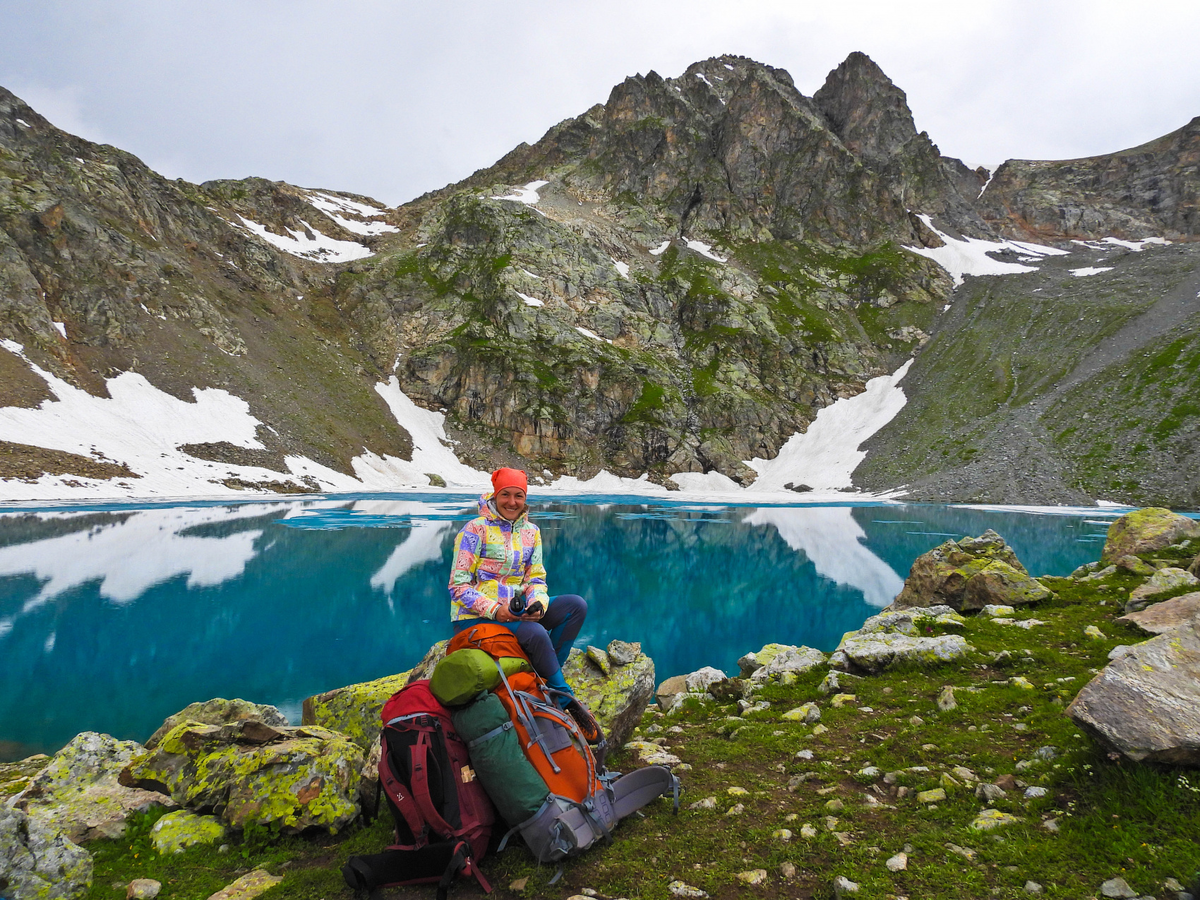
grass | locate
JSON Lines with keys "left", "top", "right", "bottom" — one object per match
{"left": 77, "top": 547, "right": 1200, "bottom": 900}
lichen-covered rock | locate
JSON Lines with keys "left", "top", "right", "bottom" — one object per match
{"left": 146, "top": 699, "right": 289, "bottom": 749}
{"left": 0, "top": 754, "right": 49, "bottom": 800}
{"left": 831, "top": 632, "right": 971, "bottom": 674}
{"left": 743, "top": 644, "right": 827, "bottom": 682}
{"left": 859, "top": 605, "right": 958, "bottom": 634}
{"left": 0, "top": 806, "right": 93, "bottom": 899}
{"left": 1102, "top": 508, "right": 1200, "bottom": 564}
{"left": 564, "top": 640, "right": 655, "bottom": 747}
{"left": 961, "top": 561, "right": 1055, "bottom": 611}
{"left": 149, "top": 810, "right": 226, "bottom": 854}
{"left": 683, "top": 666, "right": 728, "bottom": 693}
{"left": 1116, "top": 592, "right": 1200, "bottom": 634}
{"left": 969, "top": 808, "right": 1021, "bottom": 831}
{"left": 15, "top": 732, "right": 175, "bottom": 842}
{"left": 622, "top": 741, "right": 682, "bottom": 767}
{"left": 1066, "top": 614, "right": 1200, "bottom": 765}
{"left": 206, "top": 868, "right": 284, "bottom": 900}
{"left": 301, "top": 672, "right": 411, "bottom": 752}
{"left": 120, "top": 721, "right": 363, "bottom": 834}
{"left": 1125, "top": 567, "right": 1200, "bottom": 613}
{"left": 892, "top": 531, "right": 1034, "bottom": 611}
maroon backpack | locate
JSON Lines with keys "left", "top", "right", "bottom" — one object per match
{"left": 342, "top": 680, "right": 496, "bottom": 899}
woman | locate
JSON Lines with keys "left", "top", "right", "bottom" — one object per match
{"left": 449, "top": 467, "right": 587, "bottom": 704}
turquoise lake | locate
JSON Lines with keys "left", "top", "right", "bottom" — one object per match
{"left": 0, "top": 495, "right": 1138, "bottom": 761}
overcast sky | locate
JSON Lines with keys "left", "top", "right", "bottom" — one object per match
{"left": 3, "top": 1, "right": 1199, "bottom": 207}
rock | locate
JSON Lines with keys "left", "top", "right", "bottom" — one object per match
{"left": 782, "top": 703, "right": 821, "bottom": 724}
{"left": 656, "top": 674, "right": 688, "bottom": 709}
{"left": 509, "top": 876, "right": 529, "bottom": 891}
{"left": 962, "top": 561, "right": 1055, "bottom": 611}
{"left": 667, "top": 881, "right": 708, "bottom": 898}
{"left": 1024, "top": 786, "right": 1048, "bottom": 799}
{"left": 564, "top": 643, "right": 656, "bottom": 747}
{"left": 773, "top": 828, "right": 793, "bottom": 841}
{"left": 1114, "top": 555, "right": 1157, "bottom": 576}
{"left": 1117, "top": 592, "right": 1200, "bottom": 634}
{"left": 121, "top": 721, "right": 364, "bottom": 833}
{"left": 893, "top": 531, "right": 1030, "bottom": 611}
{"left": 0, "top": 754, "right": 50, "bottom": 801}
{"left": 1102, "top": 508, "right": 1200, "bottom": 564}
{"left": 937, "top": 685, "right": 958, "bottom": 711}
{"left": 886, "top": 852, "right": 907, "bottom": 872}
{"left": 302, "top": 670, "right": 414, "bottom": 752}
{"left": 780, "top": 861, "right": 798, "bottom": 878}
{"left": 833, "top": 875, "right": 860, "bottom": 897}
{"left": 745, "top": 644, "right": 826, "bottom": 682}
{"left": 1126, "top": 568, "right": 1199, "bottom": 613}
{"left": 801, "top": 823, "right": 818, "bottom": 838}
{"left": 917, "top": 788, "right": 946, "bottom": 803}
{"left": 149, "top": 810, "right": 226, "bottom": 854}
{"left": 147, "top": 699, "right": 288, "bottom": 749}
{"left": 206, "top": 868, "right": 284, "bottom": 900}
{"left": 737, "top": 869, "right": 768, "bottom": 885}
{"left": 127, "top": 880, "right": 162, "bottom": 899}
{"left": 688, "top": 796, "right": 717, "bottom": 810}
{"left": 831, "top": 693, "right": 857, "bottom": 708}
{"left": 1025, "top": 881, "right": 1043, "bottom": 894}
{"left": 586, "top": 646, "right": 612, "bottom": 676}
{"left": 14, "top": 732, "right": 175, "bottom": 842}
{"left": 683, "top": 666, "right": 728, "bottom": 693}
{"left": 0, "top": 806, "right": 93, "bottom": 900}
{"left": 784, "top": 482, "right": 813, "bottom": 492}
{"left": 622, "top": 741, "right": 682, "bottom": 767}
{"left": 983, "top": 604, "right": 1016, "bottom": 617}
{"left": 824, "top": 798, "right": 845, "bottom": 813}
{"left": 832, "top": 631, "right": 971, "bottom": 673}
{"left": 1190, "top": 553, "right": 1200, "bottom": 578}
{"left": 1085, "top": 625, "right": 1106, "bottom": 640}
{"left": 1100, "top": 877, "right": 1138, "bottom": 899}
{"left": 969, "top": 809, "right": 1021, "bottom": 831}
{"left": 1010, "top": 676, "right": 1035, "bottom": 690}
{"left": 976, "top": 783, "right": 1006, "bottom": 802}
{"left": 994, "top": 773, "right": 1019, "bottom": 792}
{"left": 1067, "top": 615, "right": 1200, "bottom": 765}
{"left": 426, "top": 472, "right": 447, "bottom": 487}
{"left": 607, "top": 640, "right": 641, "bottom": 666}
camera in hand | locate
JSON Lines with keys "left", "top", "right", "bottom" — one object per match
{"left": 508, "top": 593, "right": 544, "bottom": 617}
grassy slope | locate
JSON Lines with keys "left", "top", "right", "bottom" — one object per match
{"left": 81, "top": 538, "right": 1200, "bottom": 900}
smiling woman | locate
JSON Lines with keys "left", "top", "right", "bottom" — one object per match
{"left": 448, "top": 467, "right": 589, "bottom": 703}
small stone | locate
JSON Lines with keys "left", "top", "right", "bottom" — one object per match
{"left": 824, "top": 815, "right": 839, "bottom": 831}
{"left": 725, "top": 803, "right": 745, "bottom": 816}
{"left": 737, "top": 869, "right": 768, "bottom": 885}
{"left": 689, "top": 796, "right": 717, "bottom": 810}
{"left": 1024, "top": 787, "right": 1048, "bottom": 799}
{"left": 780, "top": 861, "right": 797, "bottom": 878}
{"left": 1041, "top": 818, "right": 1059, "bottom": 833}
{"left": 825, "top": 798, "right": 845, "bottom": 813}
{"left": 727, "top": 786, "right": 749, "bottom": 796}
{"left": 909, "top": 716, "right": 925, "bottom": 726}
{"left": 1100, "top": 877, "right": 1137, "bottom": 898}
{"left": 773, "top": 828, "right": 793, "bottom": 842}
{"left": 938, "top": 686, "right": 958, "bottom": 711}
{"left": 917, "top": 788, "right": 946, "bottom": 803}
{"left": 896, "top": 786, "right": 910, "bottom": 799}
{"left": 795, "top": 749, "right": 814, "bottom": 760}
{"left": 586, "top": 646, "right": 612, "bottom": 676}
{"left": 668, "top": 881, "right": 709, "bottom": 898}
{"left": 783, "top": 703, "right": 821, "bottom": 723}
{"left": 1084, "top": 625, "right": 1106, "bottom": 640}
{"left": 785, "top": 813, "right": 798, "bottom": 822}
{"left": 857, "top": 766, "right": 881, "bottom": 778}
{"left": 1033, "top": 746, "right": 1057, "bottom": 761}
{"left": 1025, "top": 881, "right": 1043, "bottom": 894}
{"left": 812, "top": 724, "right": 829, "bottom": 735}
{"left": 833, "top": 875, "right": 860, "bottom": 897}
{"left": 940, "top": 774, "right": 961, "bottom": 791}
{"left": 606, "top": 640, "right": 640, "bottom": 666}
{"left": 921, "top": 743, "right": 938, "bottom": 751}
{"left": 970, "top": 809, "right": 1021, "bottom": 831}
{"left": 945, "top": 842, "right": 977, "bottom": 861}
{"left": 1164, "top": 878, "right": 1185, "bottom": 892}
{"left": 833, "top": 831, "right": 854, "bottom": 847}
{"left": 801, "top": 824, "right": 818, "bottom": 838}
{"left": 206, "top": 868, "right": 284, "bottom": 900}
{"left": 952, "top": 765, "right": 978, "bottom": 782}
{"left": 127, "top": 881, "right": 162, "bottom": 900}
{"left": 976, "top": 783, "right": 1006, "bottom": 802}
{"left": 509, "top": 877, "right": 529, "bottom": 891}
{"left": 1010, "top": 676, "right": 1035, "bottom": 690}
{"left": 831, "top": 693, "right": 856, "bottom": 708}
{"left": 886, "top": 852, "right": 908, "bottom": 872}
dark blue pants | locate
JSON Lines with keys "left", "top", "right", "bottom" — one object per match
{"left": 453, "top": 594, "right": 587, "bottom": 678}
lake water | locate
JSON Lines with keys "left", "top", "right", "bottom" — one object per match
{"left": 0, "top": 495, "right": 1133, "bottom": 761}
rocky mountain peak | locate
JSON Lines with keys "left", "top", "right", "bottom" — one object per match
{"left": 813, "top": 51, "right": 919, "bottom": 164}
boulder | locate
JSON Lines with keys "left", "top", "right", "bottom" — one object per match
{"left": 1101, "top": 508, "right": 1200, "bottom": 564}
{"left": 146, "top": 699, "right": 289, "bottom": 750}
{"left": 1190, "top": 553, "right": 1200, "bottom": 578}
{"left": 1067, "top": 614, "right": 1200, "bottom": 765}
{"left": 830, "top": 606, "right": 973, "bottom": 673}
{"left": 120, "top": 721, "right": 364, "bottom": 834}
{"left": 0, "top": 754, "right": 49, "bottom": 801}
{"left": 149, "top": 810, "right": 226, "bottom": 854}
{"left": 14, "top": 732, "right": 176, "bottom": 842}
{"left": 0, "top": 806, "right": 93, "bottom": 899}
{"left": 655, "top": 674, "right": 688, "bottom": 709}
{"left": 564, "top": 640, "right": 656, "bottom": 747}
{"left": 1125, "top": 567, "right": 1199, "bottom": 613}
{"left": 892, "top": 531, "right": 1048, "bottom": 612}
{"left": 1116, "top": 592, "right": 1200, "bottom": 634}
{"left": 739, "top": 644, "right": 827, "bottom": 682}
{"left": 683, "top": 666, "right": 727, "bottom": 693}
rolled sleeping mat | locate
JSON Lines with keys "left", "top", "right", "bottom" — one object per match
{"left": 452, "top": 691, "right": 549, "bottom": 826}
{"left": 430, "top": 648, "right": 531, "bottom": 707}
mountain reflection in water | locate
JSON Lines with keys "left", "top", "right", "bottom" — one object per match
{"left": 0, "top": 496, "right": 1117, "bottom": 759}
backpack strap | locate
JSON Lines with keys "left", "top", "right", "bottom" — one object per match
{"left": 610, "top": 765, "right": 681, "bottom": 819}
{"left": 378, "top": 741, "right": 429, "bottom": 847}
{"left": 409, "top": 733, "right": 458, "bottom": 838}
{"left": 435, "top": 840, "right": 493, "bottom": 900}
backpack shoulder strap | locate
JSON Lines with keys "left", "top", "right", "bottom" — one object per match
{"left": 378, "top": 742, "right": 428, "bottom": 847}
{"left": 610, "top": 765, "right": 681, "bottom": 819}
{"left": 409, "top": 732, "right": 458, "bottom": 837}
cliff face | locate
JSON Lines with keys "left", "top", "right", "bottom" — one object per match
{"left": 1, "top": 54, "right": 1198, "bottom": 501}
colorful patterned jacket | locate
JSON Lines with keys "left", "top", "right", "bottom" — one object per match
{"left": 449, "top": 493, "right": 550, "bottom": 622}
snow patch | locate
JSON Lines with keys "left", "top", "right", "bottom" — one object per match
{"left": 16, "top": 118, "right": 31, "bottom": 128}
{"left": 1073, "top": 237, "right": 1170, "bottom": 253}
{"left": 1070, "top": 267, "right": 1114, "bottom": 277}
{"left": 685, "top": 239, "right": 727, "bottom": 263}
{"left": 611, "top": 258, "right": 630, "bottom": 279}
{"left": 746, "top": 361, "right": 913, "bottom": 492}
{"left": 52, "top": 321, "right": 66, "bottom": 339}
{"left": 650, "top": 240, "right": 671, "bottom": 256}
{"left": 976, "top": 168, "right": 994, "bottom": 198}
{"left": 492, "top": 180, "right": 549, "bottom": 205}
{"left": 904, "top": 214, "right": 1066, "bottom": 288}
{"left": 304, "top": 191, "right": 399, "bottom": 236}
{"left": 575, "top": 326, "right": 611, "bottom": 344}
{"left": 521, "top": 268, "right": 542, "bottom": 279}
{"left": 234, "top": 215, "right": 373, "bottom": 263}
{"left": 371, "top": 378, "right": 490, "bottom": 487}
{"left": 517, "top": 292, "right": 544, "bottom": 307}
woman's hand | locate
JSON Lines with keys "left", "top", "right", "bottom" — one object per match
{"left": 494, "top": 599, "right": 544, "bottom": 623}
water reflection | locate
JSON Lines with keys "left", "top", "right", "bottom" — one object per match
{"left": 0, "top": 496, "right": 1121, "bottom": 760}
